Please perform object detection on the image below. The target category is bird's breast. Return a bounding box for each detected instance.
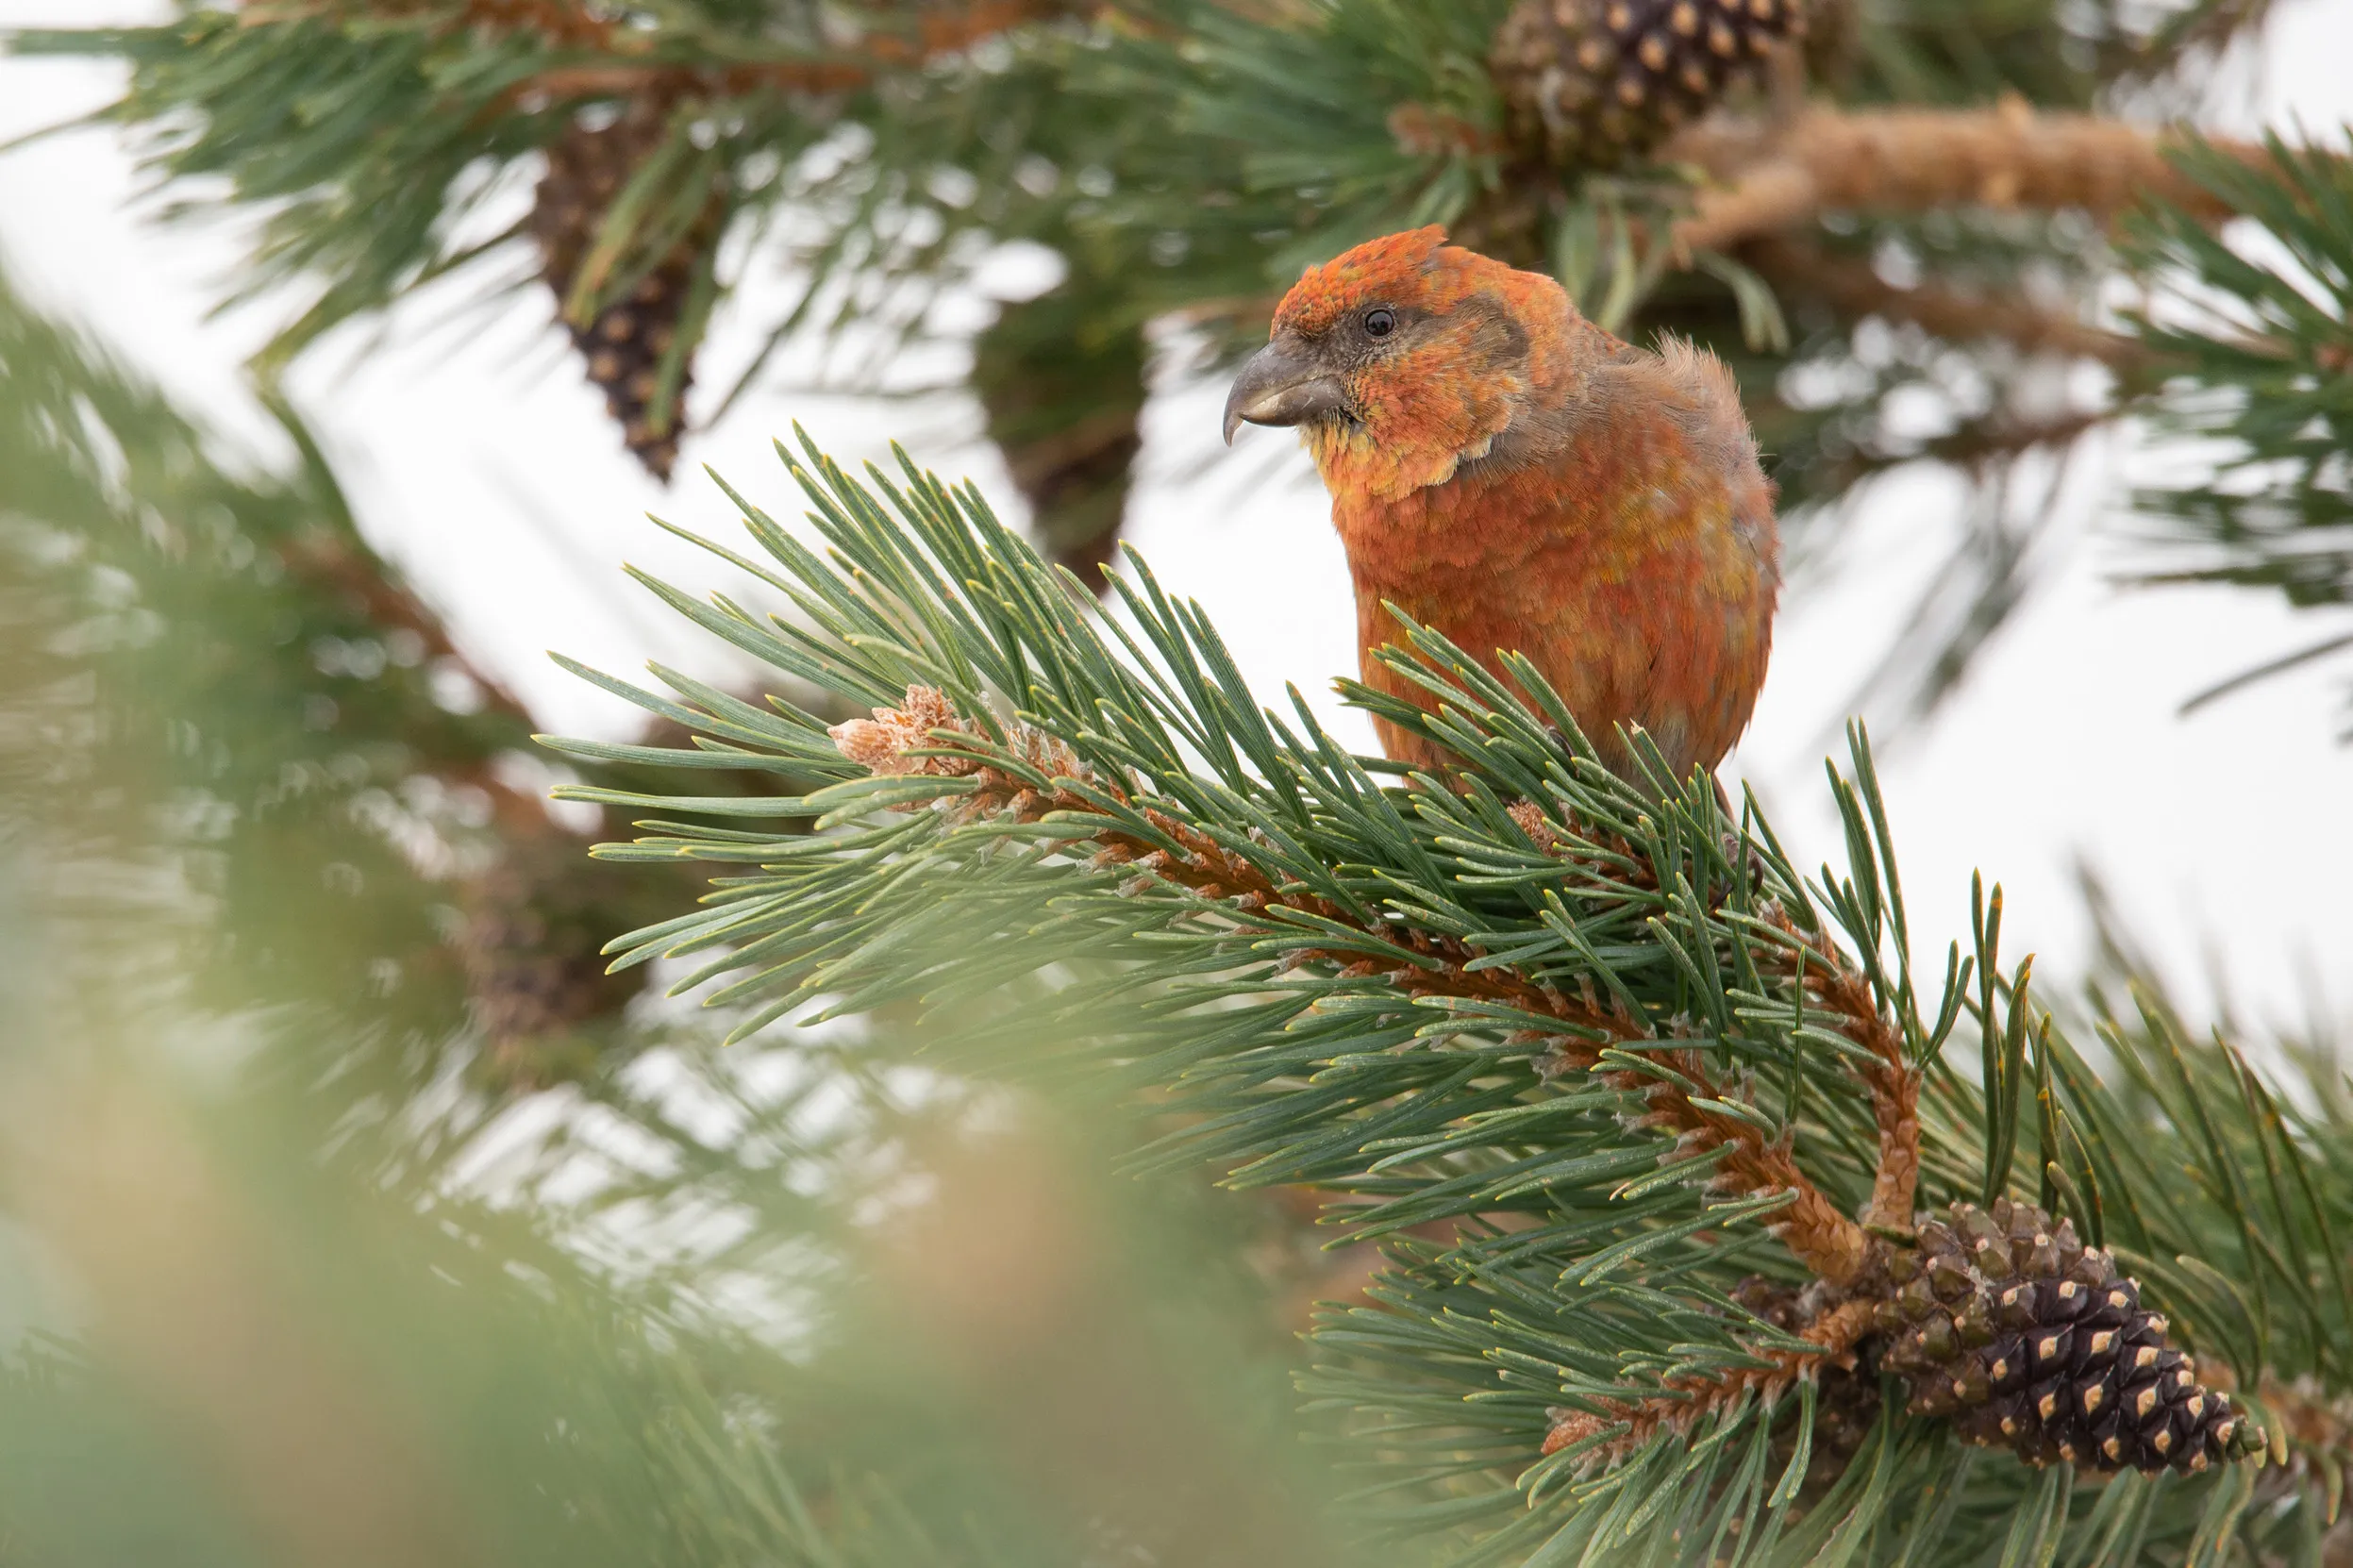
[1331,460,1621,612]
[1326,420,1778,778]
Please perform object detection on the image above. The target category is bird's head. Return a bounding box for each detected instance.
[1222,226,1579,499]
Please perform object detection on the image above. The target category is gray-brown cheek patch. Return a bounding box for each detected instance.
[1460,293,1530,373]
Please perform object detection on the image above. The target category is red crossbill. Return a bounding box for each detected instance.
[1223,226,1779,784]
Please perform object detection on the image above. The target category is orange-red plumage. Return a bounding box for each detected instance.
[1223,225,1778,782]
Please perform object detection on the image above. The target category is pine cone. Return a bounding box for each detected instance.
[1875,1197,2263,1475]
[530,97,726,480]
[972,282,1147,592]
[458,822,642,1083]
[1491,0,1804,170]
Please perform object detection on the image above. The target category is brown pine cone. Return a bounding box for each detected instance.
[530,97,726,480]
[457,816,650,1085]
[1491,0,1805,171]
[1875,1197,2263,1474]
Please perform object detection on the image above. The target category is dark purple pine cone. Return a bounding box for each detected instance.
[1491,0,1804,171]
[1874,1197,2263,1474]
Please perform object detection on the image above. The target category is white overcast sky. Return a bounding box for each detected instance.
[3,1,2351,1031]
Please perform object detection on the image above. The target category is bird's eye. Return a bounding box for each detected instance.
[1362,308,1396,339]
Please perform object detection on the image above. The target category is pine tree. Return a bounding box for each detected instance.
[8,297,2351,1558]
[513,430,2350,1566]
[20,0,2345,715]
[7,3,2353,1564]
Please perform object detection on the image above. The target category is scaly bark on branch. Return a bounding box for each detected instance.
[1661,105,2264,258]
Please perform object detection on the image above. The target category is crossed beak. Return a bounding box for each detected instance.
[1222,336,1348,445]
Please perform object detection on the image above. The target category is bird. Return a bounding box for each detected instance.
[1222,225,1779,786]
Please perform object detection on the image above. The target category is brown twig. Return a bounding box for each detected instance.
[250,1,1082,107]
[451,0,614,48]
[1509,798,1910,1274]
[242,0,618,48]
[1788,407,2109,504]
[272,531,532,726]
[1927,409,2111,472]
[833,689,1628,1032]
[269,528,570,843]
[1541,1297,1879,1461]
[508,1,1082,105]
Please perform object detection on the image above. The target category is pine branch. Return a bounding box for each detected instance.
[0,259,722,1084]
[826,681,1883,1287]
[1663,106,2268,259]
[549,436,2328,1563]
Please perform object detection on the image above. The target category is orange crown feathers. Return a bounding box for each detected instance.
[1272,226,1564,341]
[1276,226,1466,332]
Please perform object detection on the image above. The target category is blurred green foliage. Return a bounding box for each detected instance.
[0,254,528,1043]
[0,253,804,1093]
[0,266,1356,1568]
